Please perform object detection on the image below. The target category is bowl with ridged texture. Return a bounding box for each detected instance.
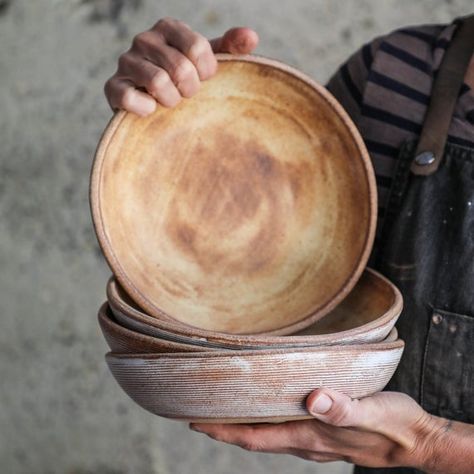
[105,328,403,423]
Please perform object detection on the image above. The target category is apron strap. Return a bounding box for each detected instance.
[411,14,474,176]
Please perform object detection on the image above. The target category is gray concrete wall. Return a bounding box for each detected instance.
[0,1,472,473]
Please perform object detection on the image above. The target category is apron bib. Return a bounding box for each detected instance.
[378,139,474,423]
[354,14,474,474]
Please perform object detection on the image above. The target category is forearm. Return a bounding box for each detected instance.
[418,416,474,474]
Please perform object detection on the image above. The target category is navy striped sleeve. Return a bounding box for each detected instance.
[326,35,385,127]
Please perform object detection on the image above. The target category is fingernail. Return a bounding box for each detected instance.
[136,101,156,117]
[310,394,333,415]
[197,61,212,80]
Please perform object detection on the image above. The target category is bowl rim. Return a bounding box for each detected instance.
[98,302,219,352]
[105,328,404,361]
[100,300,399,352]
[91,53,378,335]
[107,267,403,347]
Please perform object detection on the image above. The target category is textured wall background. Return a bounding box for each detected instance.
[0,1,472,473]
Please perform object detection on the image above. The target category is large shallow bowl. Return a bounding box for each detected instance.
[100,300,399,354]
[91,54,377,335]
[98,303,216,353]
[108,268,402,350]
[106,330,403,423]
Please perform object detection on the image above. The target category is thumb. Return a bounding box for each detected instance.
[210,27,259,54]
[306,388,365,428]
[306,388,439,451]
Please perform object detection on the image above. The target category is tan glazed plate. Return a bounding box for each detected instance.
[91,54,377,335]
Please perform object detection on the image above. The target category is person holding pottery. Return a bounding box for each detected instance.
[104,16,474,474]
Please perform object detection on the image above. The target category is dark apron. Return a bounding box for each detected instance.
[354,16,474,474]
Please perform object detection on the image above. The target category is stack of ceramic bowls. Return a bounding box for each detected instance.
[90,55,405,423]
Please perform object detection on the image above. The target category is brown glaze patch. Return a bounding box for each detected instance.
[163,131,314,279]
[176,223,197,254]
[254,152,275,176]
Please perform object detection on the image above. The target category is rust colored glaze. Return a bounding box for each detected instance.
[98,303,213,353]
[105,330,404,423]
[107,268,402,350]
[91,54,377,334]
[163,133,291,278]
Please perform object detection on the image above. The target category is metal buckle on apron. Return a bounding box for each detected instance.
[411,14,474,176]
[414,151,436,167]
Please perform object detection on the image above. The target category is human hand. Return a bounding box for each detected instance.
[190,388,448,470]
[104,18,259,116]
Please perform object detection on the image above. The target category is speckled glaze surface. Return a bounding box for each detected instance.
[91,54,377,335]
[105,329,403,423]
[107,268,402,350]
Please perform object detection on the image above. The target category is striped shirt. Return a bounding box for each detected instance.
[326,19,474,237]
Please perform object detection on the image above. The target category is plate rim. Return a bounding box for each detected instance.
[90,54,378,335]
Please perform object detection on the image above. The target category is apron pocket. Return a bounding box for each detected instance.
[421,308,474,423]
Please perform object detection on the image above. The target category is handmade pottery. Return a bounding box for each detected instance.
[91,54,377,335]
[107,268,402,350]
[105,330,403,423]
[98,302,216,353]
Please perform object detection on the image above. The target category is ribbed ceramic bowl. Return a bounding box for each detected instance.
[91,54,377,336]
[98,303,217,353]
[106,329,403,423]
[107,268,402,350]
